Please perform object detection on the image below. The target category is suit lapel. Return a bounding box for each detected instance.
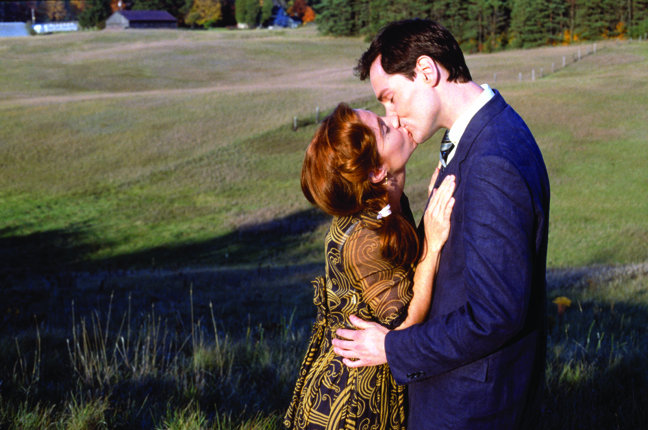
[453,90,508,172]
[423,91,509,229]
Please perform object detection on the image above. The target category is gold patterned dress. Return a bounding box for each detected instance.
[284,201,416,430]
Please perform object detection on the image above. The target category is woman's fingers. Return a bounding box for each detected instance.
[424,175,456,248]
[428,175,455,214]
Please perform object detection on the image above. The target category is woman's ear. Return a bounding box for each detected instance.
[369,166,388,184]
[415,55,440,87]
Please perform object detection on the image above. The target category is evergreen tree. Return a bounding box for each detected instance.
[365,0,426,36]
[576,0,607,39]
[443,0,473,49]
[481,0,512,51]
[260,0,274,26]
[630,0,648,38]
[317,0,356,35]
[133,0,188,18]
[543,0,568,44]
[78,0,112,28]
[510,0,546,47]
[235,0,245,24]
[243,0,260,27]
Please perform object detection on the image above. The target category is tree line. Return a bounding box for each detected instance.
[314,0,648,51]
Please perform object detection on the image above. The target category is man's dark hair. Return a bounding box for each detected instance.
[356,19,472,83]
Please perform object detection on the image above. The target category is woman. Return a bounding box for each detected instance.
[284,103,455,429]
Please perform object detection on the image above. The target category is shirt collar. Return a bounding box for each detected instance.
[445,84,494,164]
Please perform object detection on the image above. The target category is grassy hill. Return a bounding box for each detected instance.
[1,29,646,272]
[0,28,647,429]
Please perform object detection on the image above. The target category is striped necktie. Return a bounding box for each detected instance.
[440,130,455,168]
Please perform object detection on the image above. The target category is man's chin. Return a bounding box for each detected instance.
[407,131,420,147]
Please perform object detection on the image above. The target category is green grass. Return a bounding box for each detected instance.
[0,29,647,429]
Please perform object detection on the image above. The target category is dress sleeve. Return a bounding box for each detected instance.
[343,223,413,329]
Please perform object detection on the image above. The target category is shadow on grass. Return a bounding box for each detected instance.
[104,207,331,269]
[0,208,330,333]
[0,224,105,274]
[0,207,331,274]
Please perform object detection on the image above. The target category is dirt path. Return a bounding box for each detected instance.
[0,66,368,108]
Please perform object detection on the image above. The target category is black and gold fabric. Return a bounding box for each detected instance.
[284,202,416,430]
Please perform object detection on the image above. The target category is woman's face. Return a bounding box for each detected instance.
[355,109,416,175]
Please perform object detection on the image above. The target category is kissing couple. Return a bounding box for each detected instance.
[284,19,550,430]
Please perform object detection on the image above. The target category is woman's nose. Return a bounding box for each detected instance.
[383,114,400,128]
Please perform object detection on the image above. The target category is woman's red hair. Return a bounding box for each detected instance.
[301,103,420,267]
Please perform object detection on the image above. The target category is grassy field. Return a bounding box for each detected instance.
[0,27,647,428]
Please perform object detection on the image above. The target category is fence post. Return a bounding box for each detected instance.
[551,62,555,74]
[562,56,566,67]
[518,72,522,82]
[316,106,320,123]
[531,69,535,81]
[593,43,597,54]
[578,48,581,61]
[293,116,297,131]
[540,67,544,78]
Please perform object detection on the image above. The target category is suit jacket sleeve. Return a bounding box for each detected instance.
[385,154,536,383]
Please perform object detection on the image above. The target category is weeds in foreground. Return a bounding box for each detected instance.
[1,272,647,429]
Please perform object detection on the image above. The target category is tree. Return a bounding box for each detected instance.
[243,0,260,27]
[288,0,308,19]
[132,0,187,18]
[235,0,245,24]
[510,0,547,47]
[79,0,112,28]
[316,0,357,35]
[260,0,273,26]
[71,0,86,14]
[45,0,67,21]
[185,0,222,27]
[302,5,315,23]
[576,0,608,39]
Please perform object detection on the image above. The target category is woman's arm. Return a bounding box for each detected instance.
[396,171,455,330]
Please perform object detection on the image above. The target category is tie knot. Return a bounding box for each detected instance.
[439,130,454,167]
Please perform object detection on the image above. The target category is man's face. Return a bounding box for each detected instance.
[369,56,439,145]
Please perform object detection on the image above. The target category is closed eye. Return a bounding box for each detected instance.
[376,117,389,136]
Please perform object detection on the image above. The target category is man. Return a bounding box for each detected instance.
[332,19,550,429]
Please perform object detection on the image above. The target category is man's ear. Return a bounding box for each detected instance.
[415,55,440,87]
[369,166,388,184]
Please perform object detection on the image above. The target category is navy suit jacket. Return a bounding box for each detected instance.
[385,91,550,429]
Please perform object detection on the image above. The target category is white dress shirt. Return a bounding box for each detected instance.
[444,84,495,166]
